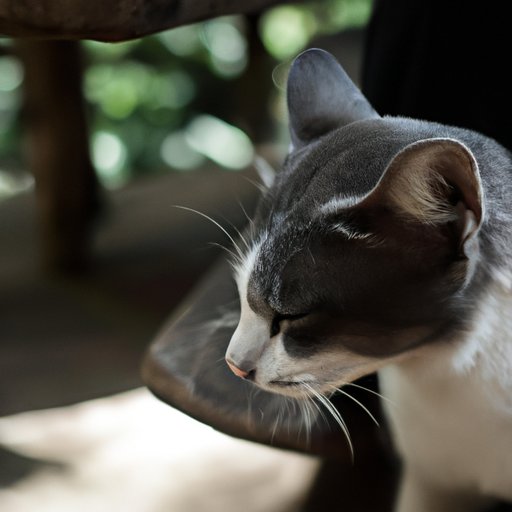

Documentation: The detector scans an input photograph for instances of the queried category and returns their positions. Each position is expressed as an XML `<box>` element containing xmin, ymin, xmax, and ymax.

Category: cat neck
<box><xmin>379</xmin><ymin>276</ymin><xmax>512</xmax><ymax>503</ymax></box>
<box><xmin>385</xmin><ymin>275</ymin><xmax>512</xmax><ymax>414</ymax></box>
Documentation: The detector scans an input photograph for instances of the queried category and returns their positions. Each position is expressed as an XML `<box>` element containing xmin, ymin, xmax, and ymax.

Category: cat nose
<box><xmin>225</xmin><ymin>357</ymin><xmax>255</xmax><ymax>380</ymax></box>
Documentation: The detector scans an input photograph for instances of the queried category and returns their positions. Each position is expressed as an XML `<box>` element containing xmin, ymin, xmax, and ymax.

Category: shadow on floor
<box><xmin>0</xmin><ymin>167</ymin><xmax>259</xmax><ymax>417</ymax></box>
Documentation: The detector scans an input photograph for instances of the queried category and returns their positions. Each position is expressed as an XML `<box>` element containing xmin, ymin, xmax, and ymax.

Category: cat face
<box><xmin>225</xmin><ymin>49</ymin><xmax>484</xmax><ymax>398</ymax></box>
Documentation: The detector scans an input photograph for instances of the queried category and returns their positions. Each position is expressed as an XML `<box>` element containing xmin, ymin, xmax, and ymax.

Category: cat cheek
<box><xmin>255</xmin><ymin>335</ymin><xmax>298</xmax><ymax>382</ymax></box>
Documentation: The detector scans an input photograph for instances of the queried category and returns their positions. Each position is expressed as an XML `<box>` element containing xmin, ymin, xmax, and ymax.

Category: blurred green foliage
<box><xmin>261</xmin><ymin>0</ymin><xmax>371</xmax><ymax>59</ymax></box>
<box><xmin>0</xmin><ymin>0</ymin><xmax>372</xmax><ymax>194</ymax></box>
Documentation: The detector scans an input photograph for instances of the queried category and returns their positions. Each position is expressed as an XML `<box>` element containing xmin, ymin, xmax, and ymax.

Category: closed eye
<box><xmin>270</xmin><ymin>312</ymin><xmax>309</xmax><ymax>337</ymax></box>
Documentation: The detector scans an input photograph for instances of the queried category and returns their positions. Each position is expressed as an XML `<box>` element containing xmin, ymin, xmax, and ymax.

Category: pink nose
<box><xmin>226</xmin><ymin>359</ymin><xmax>251</xmax><ymax>379</ymax></box>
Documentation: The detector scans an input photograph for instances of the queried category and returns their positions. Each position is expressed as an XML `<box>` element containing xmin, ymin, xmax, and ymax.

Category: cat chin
<box><xmin>260</xmin><ymin>372</ymin><xmax>365</xmax><ymax>399</ymax></box>
<box><xmin>266</xmin><ymin>380</ymin><xmax>315</xmax><ymax>398</ymax></box>
<box><xmin>253</xmin><ymin>373</ymin><xmax>319</xmax><ymax>398</ymax></box>
<box><xmin>260</xmin><ymin>358</ymin><xmax>394</xmax><ymax>399</ymax></box>
<box><xmin>263</xmin><ymin>379</ymin><xmax>348</xmax><ymax>399</ymax></box>
<box><xmin>262</xmin><ymin>381</ymin><xmax>326</xmax><ymax>399</ymax></box>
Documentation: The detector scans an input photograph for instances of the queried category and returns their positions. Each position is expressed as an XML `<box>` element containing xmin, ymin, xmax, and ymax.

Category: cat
<box><xmin>224</xmin><ymin>48</ymin><xmax>512</xmax><ymax>512</ymax></box>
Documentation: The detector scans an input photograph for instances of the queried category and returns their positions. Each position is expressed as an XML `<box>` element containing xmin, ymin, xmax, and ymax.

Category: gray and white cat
<box><xmin>224</xmin><ymin>48</ymin><xmax>512</xmax><ymax>512</ymax></box>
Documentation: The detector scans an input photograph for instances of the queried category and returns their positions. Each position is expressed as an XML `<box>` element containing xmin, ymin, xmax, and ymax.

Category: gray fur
<box><xmin>287</xmin><ymin>48</ymin><xmax>379</xmax><ymax>148</ymax></box>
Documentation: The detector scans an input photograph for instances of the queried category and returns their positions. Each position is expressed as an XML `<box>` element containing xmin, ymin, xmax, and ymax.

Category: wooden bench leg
<box><xmin>16</xmin><ymin>40</ymin><xmax>100</xmax><ymax>273</ymax></box>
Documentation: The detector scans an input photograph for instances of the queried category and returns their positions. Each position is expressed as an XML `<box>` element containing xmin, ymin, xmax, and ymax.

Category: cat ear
<box><xmin>287</xmin><ymin>48</ymin><xmax>379</xmax><ymax>149</ymax></box>
<box><xmin>365</xmin><ymin>138</ymin><xmax>484</xmax><ymax>257</ymax></box>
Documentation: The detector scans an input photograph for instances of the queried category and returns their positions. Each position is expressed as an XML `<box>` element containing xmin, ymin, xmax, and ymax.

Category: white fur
<box><xmin>227</xmin><ymin>236</ymin><xmax>269</xmax><ymax>368</ymax></box>
<box><xmin>380</xmin><ymin>282</ymin><xmax>512</xmax><ymax>511</ymax></box>
<box><xmin>330</xmin><ymin>222</ymin><xmax>372</xmax><ymax>241</ymax></box>
<box><xmin>320</xmin><ymin>199</ymin><xmax>376</xmax><ymax>242</ymax></box>
<box><xmin>320</xmin><ymin>195</ymin><xmax>364</xmax><ymax>214</ymax></box>
<box><xmin>233</xmin><ymin>236</ymin><xmax>263</xmax><ymax>296</ymax></box>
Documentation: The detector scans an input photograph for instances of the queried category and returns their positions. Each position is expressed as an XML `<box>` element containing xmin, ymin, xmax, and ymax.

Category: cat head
<box><xmin>225</xmin><ymin>49</ymin><xmax>484</xmax><ymax>397</ymax></box>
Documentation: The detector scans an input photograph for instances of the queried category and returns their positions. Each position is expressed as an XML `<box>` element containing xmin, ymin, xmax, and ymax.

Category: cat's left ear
<box><xmin>287</xmin><ymin>48</ymin><xmax>379</xmax><ymax>149</ymax></box>
<box><xmin>364</xmin><ymin>138</ymin><xmax>484</xmax><ymax>258</ymax></box>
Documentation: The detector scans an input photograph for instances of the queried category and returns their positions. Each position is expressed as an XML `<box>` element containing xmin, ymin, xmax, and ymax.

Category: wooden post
<box><xmin>16</xmin><ymin>40</ymin><xmax>99</xmax><ymax>273</ymax></box>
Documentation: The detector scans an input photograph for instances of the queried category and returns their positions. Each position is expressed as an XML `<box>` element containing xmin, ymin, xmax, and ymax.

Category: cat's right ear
<box><xmin>287</xmin><ymin>48</ymin><xmax>379</xmax><ymax>149</ymax></box>
<box><xmin>360</xmin><ymin>138</ymin><xmax>484</xmax><ymax>271</ymax></box>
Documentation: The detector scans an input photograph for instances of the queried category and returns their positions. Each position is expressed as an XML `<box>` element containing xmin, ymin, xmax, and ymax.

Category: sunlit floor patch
<box><xmin>0</xmin><ymin>388</ymin><xmax>319</xmax><ymax>512</ymax></box>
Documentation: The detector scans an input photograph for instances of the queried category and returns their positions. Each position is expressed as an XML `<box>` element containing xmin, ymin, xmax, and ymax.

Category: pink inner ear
<box><xmin>459</xmin><ymin>208</ymin><xmax>480</xmax><ymax>259</ymax></box>
<box><xmin>435</xmin><ymin>143</ymin><xmax>483</xmax><ymax>228</ymax></box>
<box><xmin>359</xmin><ymin>138</ymin><xmax>484</xmax><ymax>231</ymax></box>
<box><xmin>460</xmin><ymin>208</ymin><xmax>478</xmax><ymax>241</ymax></box>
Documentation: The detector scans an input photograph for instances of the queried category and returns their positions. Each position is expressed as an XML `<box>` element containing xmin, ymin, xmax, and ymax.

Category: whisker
<box><xmin>270</xmin><ymin>401</ymin><xmax>283</xmax><ymax>444</ymax></box>
<box><xmin>225</xmin><ymin>219</ymin><xmax>251</xmax><ymax>253</ymax></box>
<box><xmin>302</xmin><ymin>392</ymin><xmax>333</xmax><ymax>451</ymax></box>
<box><xmin>303</xmin><ymin>398</ymin><xmax>315</xmax><ymax>446</ymax></box>
<box><xmin>237</xmin><ymin>200</ymin><xmax>256</xmax><ymax>232</ymax></box>
<box><xmin>336</xmin><ymin>388</ymin><xmax>380</xmax><ymax>427</ymax></box>
<box><xmin>208</xmin><ymin>242</ymin><xmax>240</xmax><ymax>263</ymax></box>
<box><xmin>214</xmin><ymin>212</ymin><xmax>252</xmax><ymax>254</ymax></box>
<box><xmin>294</xmin><ymin>396</ymin><xmax>304</xmax><ymax>440</ymax></box>
<box><xmin>172</xmin><ymin>205</ymin><xmax>245</xmax><ymax>262</ymax></box>
<box><xmin>296</xmin><ymin>383</ymin><xmax>325</xmax><ymax>427</ymax></box>
<box><xmin>296</xmin><ymin>393</ymin><xmax>313</xmax><ymax>446</ymax></box>
<box><xmin>241</xmin><ymin>175</ymin><xmax>267</xmax><ymax>194</ymax></box>
<box><xmin>283</xmin><ymin>397</ymin><xmax>291</xmax><ymax>437</ymax></box>
<box><xmin>227</xmin><ymin>257</ymin><xmax>242</xmax><ymax>274</ymax></box>
<box><xmin>303</xmin><ymin>383</ymin><xmax>354</xmax><ymax>460</ymax></box>
<box><xmin>345</xmin><ymin>382</ymin><xmax>397</xmax><ymax>407</ymax></box>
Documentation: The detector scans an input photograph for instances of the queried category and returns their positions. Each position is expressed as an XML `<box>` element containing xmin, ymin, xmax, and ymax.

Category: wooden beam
<box><xmin>0</xmin><ymin>0</ymin><xmax>292</xmax><ymax>41</ymax></box>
